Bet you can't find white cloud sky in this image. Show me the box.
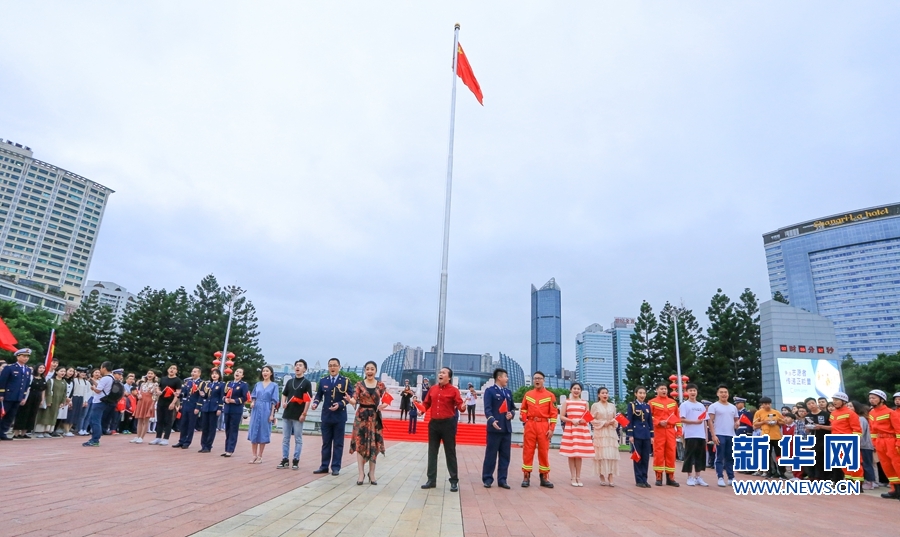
[2,2,899,371]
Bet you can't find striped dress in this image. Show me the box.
[559,399,594,458]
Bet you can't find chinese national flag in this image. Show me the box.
[246,392,252,403]
[382,392,394,406]
[697,410,708,421]
[498,399,508,414]
[0,318,17,353]
[581,409,594,423]
[162,386,175,398]
[290,395,308,405]
[301,392,312,403]
[191,382,199,394]
[43,329,55,374]
[414,402,426,414]
[630,449,641,462]
[456,43,483,105]
[225,387,233,399]
[614,413,630,427]
[740,414,753,427]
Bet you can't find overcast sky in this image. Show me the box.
[2,3,899,372]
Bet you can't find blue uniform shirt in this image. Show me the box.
[0,363,32,401]
[200,380,225,413]
[626,400,654,440]
[223,380,249,415]
[483,384,516,434]
[315,375,353,424]
[179,378,203,413]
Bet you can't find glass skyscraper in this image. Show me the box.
[763,204,900,363]
[576,323,615,396]
[531,278,562,378]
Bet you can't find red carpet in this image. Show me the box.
[381,416,487,446]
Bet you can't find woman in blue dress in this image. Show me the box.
[248,365,279,464]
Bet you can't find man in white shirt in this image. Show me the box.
[707,384,740,487]
[679,383,710,487]
[83,362,113,447]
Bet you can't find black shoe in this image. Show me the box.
[332,471,340,476]
[521,478,530,488]
[292,459,299,470]
[881,490,900,499]
[450,482,458,492]
[498,482,510,489]
[0,436,11,441]
[666,479,680,487]
[421,481,436,489]
[539,476,554,488]
[655,479,663,486]
[483,482,492,488]
[171,444,183,448]
[313,468,329,474]
[277,458,290,469]
[181,445,190,449]
[198,449,210,453]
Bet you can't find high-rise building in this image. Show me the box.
[609,317,636,402]
[392,342,424,369]
[531,277,562,378]
[576,323,615,395]
[496,352,526,392]
[380,345,527,392]
[82,280,136,329]
[763,204,900,363]
[0,139,113,317]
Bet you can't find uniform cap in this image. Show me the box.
[733,397,747,403]
[14,348,31,356]
[869,389,888,402]
[832,392,849,402]
[700,400,712,406]
[112,368,124,374]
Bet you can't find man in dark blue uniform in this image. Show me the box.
[173,367,203,449]
[626,385,654,488]
[0,348,32,440]
[312,358,353,476]
[482,368,516,489]
[734,397,752,436]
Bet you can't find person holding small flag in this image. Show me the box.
[312,358,353,476]
[678,383,710,487]
[519,371,559,488]
[649,383,680,487]
[734,397,753,436]
[560,382,593,487]
[0,348,32,440]
[172,367,204,449]
[150,364,182,446]
[345,361,387,485]
[482,368,515,489]
[197,367,225,453]
[278,360,312,470]
[626,386,654,488]
[410,396,423,434]
[590,387,621,487]
[221,367,249,458]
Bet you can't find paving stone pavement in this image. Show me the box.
[192,442,462,537]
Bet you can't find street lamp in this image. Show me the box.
[218,285,245,378]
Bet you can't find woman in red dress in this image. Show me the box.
[345,361,388,486]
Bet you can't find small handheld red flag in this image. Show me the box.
[162,386,175,398]
[176,411,182,420]
[290,395,305,405]
[302,392,312,403]
[740,414,753,427]
[246,391,252,404]
[456,43,483,105]
[382,392,394,406]
[225,387,233,399]
[697,410,708,421]
[191,382,199,394]
[614,413,630,427]
[581,409,594,423]
[498,399,508,414]
[631,449,641,462]
[414,402,426,414]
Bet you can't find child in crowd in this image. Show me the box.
[408,396,419,434]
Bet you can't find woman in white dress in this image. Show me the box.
[590,386,619,486]
[559,382,594,486]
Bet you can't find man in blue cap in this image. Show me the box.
[0,349,32,440]
[734,397,753,436]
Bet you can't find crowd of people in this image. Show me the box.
[3,349,900,501]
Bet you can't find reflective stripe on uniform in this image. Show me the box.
[539,397,552,404]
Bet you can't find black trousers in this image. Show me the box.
[0,400,20,437]
[427,418,459,484]
[682,438,706,473]
[155,402,176,439]
[467,405,476,423]
[482,432,511,485]
[177,409,199,446]
[199,411,219,451]
[319,421,345,472]
[632,438,651,484]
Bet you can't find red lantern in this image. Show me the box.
[226,352,235,359]
[681,375,689,381]
[214,351,223,359]
[224,368,233,375]
[668,374,677,381]
[213,359,221,367]
[225,360,235,367]
[669,383,678,391]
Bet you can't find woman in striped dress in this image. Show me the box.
[559,382,594,486]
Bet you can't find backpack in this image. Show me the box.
[100,375,125,404]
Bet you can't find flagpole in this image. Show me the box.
[43,328,55,374]
[435,23,460,382]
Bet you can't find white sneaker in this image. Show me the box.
[790,477,800,482]
[696,477,709,487]
[686,476,696,486]
[64,432,74,437]
[35,433,44,438]
[148,438,161,445]
[130,438,138,443]
[724,477,731,486]
[718,477,726,487]
[134,438,143,444]
[160,440,169,446]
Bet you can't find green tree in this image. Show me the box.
[773,291,789,305]
[225,296,265,383]
[55,293,117,368]
[733,288,761,403]
[512,385,570,403]
[653,302,701,394]
[698,289,737,399]
[116,287,178,375]
[841,353,900,403]
[0,300,57,362]
[189,275,227,369]
[626,301,659,396]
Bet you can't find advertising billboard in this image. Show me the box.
[777,358,842,404]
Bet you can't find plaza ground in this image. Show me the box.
[3,430,900,537]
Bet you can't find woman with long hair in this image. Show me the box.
[346,361,387,485]
[222,367,249,458]
[12,364,46,438]
[132,370,159,444]
[247,366,279,463]
[35,367,68,438]
[590,386,619,487]
[79,369,101,435]
[198,367,224,453]
[559,382,593,486]
[55,367,76,436]
[68,369,90,438]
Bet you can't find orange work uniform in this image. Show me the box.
[829,405,863,481]
[520,388,558,478]
[870,404,900,491]
[649,395,679,481]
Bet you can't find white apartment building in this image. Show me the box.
[82,280,136,326]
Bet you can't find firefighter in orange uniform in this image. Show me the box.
[868,389,900,499]
[829,392,863,482]
[649,383,680,487]
[519,371,558,488]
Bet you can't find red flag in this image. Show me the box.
[191,382,199,394]
[43,329,55,373]
[614,413,630,427]
[289,395,305,405]
[301,392,312,403]
[456,43,483,105]
[740,414,753,427]
[498,399,508,414]
[176,411,181,420]
[697,410,708,421]
[246,391,252,403]
[0,318,17,353]
[581,408,594,423]
[162,386,175,398]
[225,387,233,399]
[631,449,641,462]
[382,392,394,406]
[414,402,426,414]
